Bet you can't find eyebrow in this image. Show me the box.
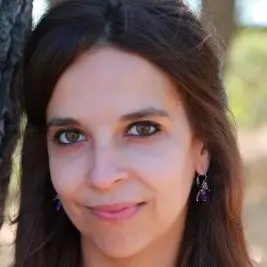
[120,107,169,121]
[47,107,170,128]
[47,118,81,128]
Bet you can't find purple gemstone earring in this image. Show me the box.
[53,195,62,211]
[195,174,210,203]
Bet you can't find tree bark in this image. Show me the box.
[47,0,64,5]
[202,0,236,49]
[0,0,33,230]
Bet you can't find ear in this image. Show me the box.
[195,141,210,175]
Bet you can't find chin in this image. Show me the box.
[98,243,145,259]
[90,231,151,259]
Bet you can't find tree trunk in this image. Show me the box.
[47,0,63,5]
[0,0,33,230]
[202,0,236,50]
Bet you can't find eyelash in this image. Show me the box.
[52,121,162,146]
[125,121,161,138]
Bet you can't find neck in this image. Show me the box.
[81,210,186,267]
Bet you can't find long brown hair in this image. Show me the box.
[9,0,253,266]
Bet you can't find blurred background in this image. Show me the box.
[0,0,266,266]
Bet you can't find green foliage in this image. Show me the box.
[225,28,267,128]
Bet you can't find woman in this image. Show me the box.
[12,0,252,266]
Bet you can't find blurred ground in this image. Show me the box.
[240,126,267,266]
[0,126,267,266]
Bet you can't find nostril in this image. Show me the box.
[138,202,146,206]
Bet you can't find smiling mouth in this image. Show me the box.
[87,202,146,222]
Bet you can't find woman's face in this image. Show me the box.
[46,47,209,258]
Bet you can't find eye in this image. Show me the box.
[55,129,86,145]
[126,121,161,137]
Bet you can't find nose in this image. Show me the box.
[88,144,128,191]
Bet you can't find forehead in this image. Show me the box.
[46,47,181,122]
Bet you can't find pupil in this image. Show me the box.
[66,132,79,142]
[137,125,150,135]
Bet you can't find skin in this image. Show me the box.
[46,46,209,267]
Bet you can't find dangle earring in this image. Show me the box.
[53,195,62,211]
[195,173,210,203]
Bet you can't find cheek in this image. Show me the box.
[48,145,91,197]
[128,139,195,219]
[130,139,195,186]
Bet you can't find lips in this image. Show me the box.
[88,202,145,222]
